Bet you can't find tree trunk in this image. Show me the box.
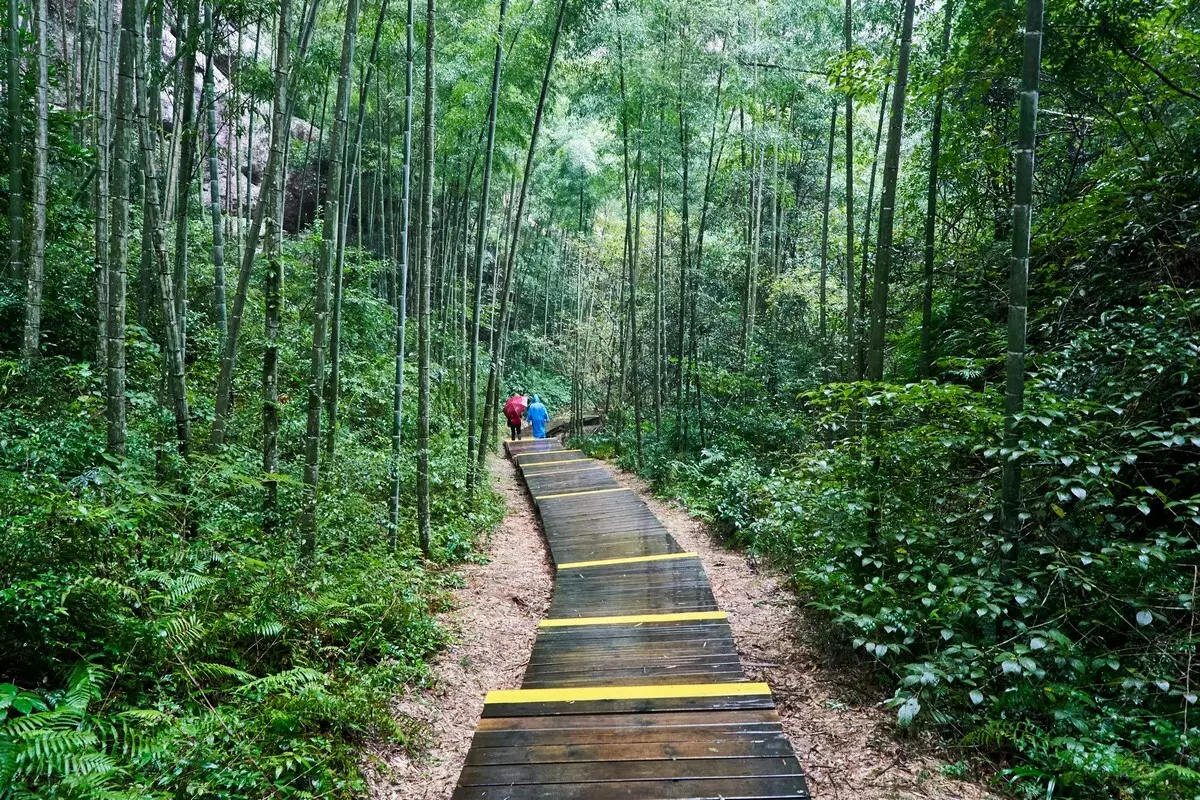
[327,0,390,459]
[653,121,664,434]
[7,0,23,283]
[819,103,836,360]
[630,139,644,465]
[93,0,110,370]
[134,0,190,454]
[204,1,227,341]
[674,33,691,437]
[173,0,200,362]
[1000,0,1044,538]
[210,0,321,449]
[919,4,953,380]
[858,32,895,379]
[843,0,857,380]
[104,0,136,455]
[139,0,163,328]
[389,0,416,547]
[866,0,916,382]
[262,0,292,531]
[467,0,509,495]
[22,0,48,363]
[301,0,361,556]
[416,0,437,556]
[478,0,568,469]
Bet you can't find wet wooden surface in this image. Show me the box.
[449,438,810,799]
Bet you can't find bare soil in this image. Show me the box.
[366,455,553,800]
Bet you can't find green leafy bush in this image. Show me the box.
[583,288,1200,799]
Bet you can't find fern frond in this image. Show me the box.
[14,728,102,776]
[64,576,141,608]
[159,573,215,606]
[2,707,86,736]
[160,614,205,652]
[237,667,327,696]
[64,661,110,711]
[244,619,284,638]
[191,662,255,685]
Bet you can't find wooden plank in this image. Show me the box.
[480,695,778,718]
[451,776,810,799]
[484,683,770,706]
[464,736,795,765]
[458,755,806,785]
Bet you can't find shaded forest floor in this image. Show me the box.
[365,451,999,800]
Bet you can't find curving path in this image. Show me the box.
[448,438,811,799]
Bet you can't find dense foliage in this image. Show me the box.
[554,0,1200,798]
[3,0,1197,795]
[0,227,503,797]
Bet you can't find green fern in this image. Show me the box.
[190,662,255,686]
[160,614,205,652]
[237,667,327,697]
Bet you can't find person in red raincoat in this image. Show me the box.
[504,395,527,441]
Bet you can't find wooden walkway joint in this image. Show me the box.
[450,438,811,799]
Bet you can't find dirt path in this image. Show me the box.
[607,467,999,800]
[367,455,553,800]
[368,453,996,800]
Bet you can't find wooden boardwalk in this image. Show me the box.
[450,438,810,799]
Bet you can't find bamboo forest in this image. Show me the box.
[1,0,1198,796]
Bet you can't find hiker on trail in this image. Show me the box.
[504,394,527,441]
[526,395,550,439]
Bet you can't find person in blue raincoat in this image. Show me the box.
[526,395,550,439]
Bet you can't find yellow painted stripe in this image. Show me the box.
[534,487,632,501]
[519,457,594,468]
[557,552,699,570]
[539,611,727,628]
[514,449,581,461]
[522,465,608,478]
[485,682,771,705]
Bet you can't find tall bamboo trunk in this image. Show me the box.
[466,0,508,495]
[843,0,857,379]
[653,131,664,434]
[1000,0,1044,538]
[262,0,293,530]
[416,0,437,555]
[173,0,200,362]
[22,0,48,363]
[674,34,691,437]
[919,4,953,380]
[389,0,416,547]
[327,0,390,459]
[139,0,163,328]
[858,32,895,378]
[866,0,916,382]
[477,0,568,469]
[744,143,764,367]
[104,0,137,455]
[94,0,110,369]
[210,0,321,449]
[819,103,836,360]
[301,0,362,556]
[7,0,23,283]
[134,0,190,454]
[630,140,644,465]
[204,2,227,341]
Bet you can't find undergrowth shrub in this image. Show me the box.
[0,241,506,798]
[579,288,1200,799]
